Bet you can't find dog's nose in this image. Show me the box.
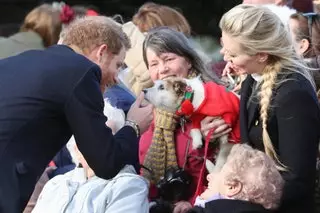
[142,89,147,94]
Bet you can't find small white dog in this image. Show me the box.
[143,77,240,172]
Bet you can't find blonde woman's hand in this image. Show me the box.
[222,62,234,77]
[200,116,232,140]
[232,83,242,94]
[173,201,192,213]
[222,62,247,76]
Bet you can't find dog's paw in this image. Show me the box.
[190,128,203,149]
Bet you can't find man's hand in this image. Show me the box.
[127,93,154,134]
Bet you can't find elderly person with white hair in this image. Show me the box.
[188,144,284,213]
[31,100,149,213]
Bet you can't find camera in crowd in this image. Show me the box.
[156,167,192,202]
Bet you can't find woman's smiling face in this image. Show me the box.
[146,48,192,81]
[220,32,267,75]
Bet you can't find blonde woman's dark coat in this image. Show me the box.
[240,73,320,213]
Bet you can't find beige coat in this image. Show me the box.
[122,22,153,96]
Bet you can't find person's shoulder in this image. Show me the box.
[38,170,75,195]
[186,206,205,213]
[45,45,100,76]
[204,199,272,213]
[111,165,149,188]
[114,165,144,178]
[46,45,93,65]
[0,32,44,59]
[275,71,316,101]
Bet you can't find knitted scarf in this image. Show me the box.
[143,109,179,184]
[143,70,198,184]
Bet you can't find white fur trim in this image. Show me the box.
[190,128,203,149]
[184,77,205,110]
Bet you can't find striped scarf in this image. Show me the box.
[143,108,179,184]
[143,70,198,184]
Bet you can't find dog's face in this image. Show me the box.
[143,78,188,112]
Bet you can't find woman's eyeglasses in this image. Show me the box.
[302,13,319,42]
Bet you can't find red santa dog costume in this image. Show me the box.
[174,78,241,200]
[176,78,240,149]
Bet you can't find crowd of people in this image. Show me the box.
[0,0,319,213]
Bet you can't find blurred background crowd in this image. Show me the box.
[0,0,320,213]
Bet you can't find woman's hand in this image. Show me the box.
[232,83,242,94]
[222,62,235,77]
[200,116,232,141]
[173,201,192,213]
[222,62,246,76]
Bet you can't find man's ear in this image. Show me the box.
[96,44,108,64]
[225,180,242,197]
[299,38,311,55]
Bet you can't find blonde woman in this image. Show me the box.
[220,4,320,213]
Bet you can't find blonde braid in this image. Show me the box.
[259,62,287,170]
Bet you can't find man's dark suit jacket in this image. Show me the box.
[0,45,138,213]
[240,73,320,213]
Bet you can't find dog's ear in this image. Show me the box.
[172,80,187,97]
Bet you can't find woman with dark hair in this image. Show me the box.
[139,27,231,213]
